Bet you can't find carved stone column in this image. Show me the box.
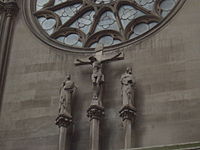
[55,75,75,150]
[87,104,104,150]
[0,0,19,110]
[55,115,72,150]
[119,67,136,149]
[119,106,136,149]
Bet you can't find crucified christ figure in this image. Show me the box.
[75,44,124,104]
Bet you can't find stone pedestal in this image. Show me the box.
[87,104,104,150]
[119,105,136,149]
[55,114,73,150]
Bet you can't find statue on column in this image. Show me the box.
[119,67,136,121]
[120,67,136,108]
[56,74,76,127]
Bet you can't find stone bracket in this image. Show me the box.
[87,104,105,121]
[119,105,136,121]
[55,114,73,128]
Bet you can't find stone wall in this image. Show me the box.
[1,0,200,150]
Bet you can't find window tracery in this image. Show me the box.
[29,0,184,51]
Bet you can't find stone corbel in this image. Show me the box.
[119,105,136,121]
[55,114,73,128]
[87,104,105,121]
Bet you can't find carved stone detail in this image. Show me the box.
[75,44,124,106]
[120,67,136,149]
[87,105,105,121]
[55,74,76,128]
[119,105,136,121]
[121,67,136,107]
[4,1,19,17]
[55,114,73,128]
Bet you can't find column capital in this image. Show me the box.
[55,114,73,128]
[119,105,136,121]
[87,105,105,121]
[4,0,19,17]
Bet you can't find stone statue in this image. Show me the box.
[59,74,76,118]
[120,67,136,107]
[75,44,123,101]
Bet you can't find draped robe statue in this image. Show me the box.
[120,67,136,108]
[59,75,75,118]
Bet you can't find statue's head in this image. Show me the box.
[126,67,132,74]
[89,56,97,62]
[66,74,71,80]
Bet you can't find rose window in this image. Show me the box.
[23,0,185,52]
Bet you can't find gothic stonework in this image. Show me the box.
[119,105,136,121]
[23,0,186,52]
[87,104,105,120]
[55,114,73,128]
[2,1,200,150]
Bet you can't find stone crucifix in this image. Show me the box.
[74,44,124,150]
[75,44,124,106]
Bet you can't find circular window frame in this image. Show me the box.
[22,0,186,53]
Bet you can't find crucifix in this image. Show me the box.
[74,43,124,150]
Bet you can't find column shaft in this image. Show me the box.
[87,105,104,150]
[59,127,71,150]
[90,119,100,150]
[124,119,132,149]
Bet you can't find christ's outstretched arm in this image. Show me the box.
[101,52,123,63]
[74,59,92,66]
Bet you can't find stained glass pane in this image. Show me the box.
[55,3,82,24]
[71,11,95,34]
[129,22,158,39]
[95,11,119,32]
[135,0,156,11]
[160,0,177,17]
[38,17,56,35]
[57,34,83,47]
[36,0,49,11]
[119,5,145,28]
